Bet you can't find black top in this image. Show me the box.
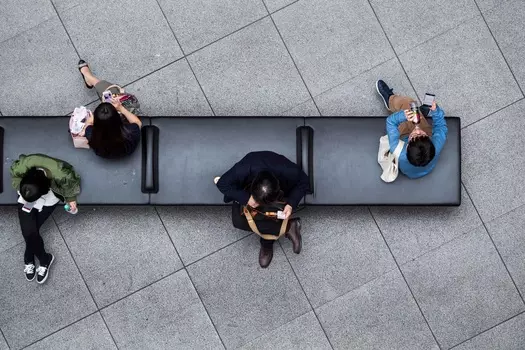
[216,151,311,208]
[85,123,141,157]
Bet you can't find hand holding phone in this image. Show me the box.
[102,91,112,103]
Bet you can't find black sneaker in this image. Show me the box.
[376,80,394,110]
[24,263,36,281]
[36,254,54,284]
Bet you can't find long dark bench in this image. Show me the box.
[0,116,461,206]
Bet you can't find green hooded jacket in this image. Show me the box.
[10,154,81,202]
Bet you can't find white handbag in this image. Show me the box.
[69,106,91,149]
[378,135,405,183]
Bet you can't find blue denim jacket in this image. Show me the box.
[386,106,448,179]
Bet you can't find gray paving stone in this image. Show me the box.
[486,204,525,297]
[57,206,183,307]
[399,15,522,127]
[0,224,96,349]
[126,60,213,116]
[25,313,117,350]
[485,0,525,91]
[476,0,512,14]
[280,207,395,308]
[188,18,310,116]
[453,312,525,350]
[60,0,183,87]
[51,0,82,13]
[0,207,23,254]
[240,311,331,350]
[272,0,395,95]
[264,0,296,13]
[102,270,223,350]
[317,269,439,350]
[0,336,6,350]
[158,0,267,54]
[0,0,56,43]
[370,0,478,54]
[315,58,416,116]
[401,226,525,349]
[462,99,525,222]
[370,186,482,264]
[0,17,95,116]
[156,206,250,265]
[281,99,320,116]
[187,236,311,348]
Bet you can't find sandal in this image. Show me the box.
[78,59,93,89]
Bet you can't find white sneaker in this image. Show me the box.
[213,176,220,185]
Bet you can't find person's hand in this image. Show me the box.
[247,195,259,208]
[282,204,293,219]
[404,109,416,122]
[111,97,124,113]
[430,101,437,111]
[68,201,77,212]
[85,111,94,126]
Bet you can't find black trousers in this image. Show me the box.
[18,203,57,265]
[231,202,283,247]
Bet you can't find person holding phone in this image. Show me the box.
[376,80,448,179]
[11,154,81,284]
[215,151,311,268]
[77,60,142,159]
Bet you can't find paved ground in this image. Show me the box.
[1,0,525,349]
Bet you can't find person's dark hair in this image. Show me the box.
[90,103,128,159]
[20,167,51,202]
[407,136,435,167]
[250,171,282,205]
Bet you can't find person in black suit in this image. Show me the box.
[216,151,311,268]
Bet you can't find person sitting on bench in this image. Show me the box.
[10,154,81,284]
[77,60,142,159]
[376,80,448,179]
[215,151,310,268]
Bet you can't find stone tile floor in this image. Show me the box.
[1,0,525,348]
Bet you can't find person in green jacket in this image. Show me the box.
[10,154,81,284]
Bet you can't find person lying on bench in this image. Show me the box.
[10,154,81,284]
[78,60,142,159]
[215,151,310,268]
[376,80,448,179]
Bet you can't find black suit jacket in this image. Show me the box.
[216,151,311,208]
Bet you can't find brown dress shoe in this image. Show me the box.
[259,243,274,268]
[286,218,302,254]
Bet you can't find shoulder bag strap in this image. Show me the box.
[393,140,405,160]
[243,206,288,241]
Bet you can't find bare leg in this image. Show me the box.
[80,66,101,87]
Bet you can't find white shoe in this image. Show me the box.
[213,177,220,185]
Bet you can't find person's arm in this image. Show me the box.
[216,162,251,205]
[54,160,82,203]
[386,110,408,153]
[285,167,310,209]
[10,155,30,191]
[430,104,448,154]
[111,98,142,128]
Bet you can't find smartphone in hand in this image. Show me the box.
[423,93,435,107]
[421,93,435,116]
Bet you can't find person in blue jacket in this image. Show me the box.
[376,80,448,179]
